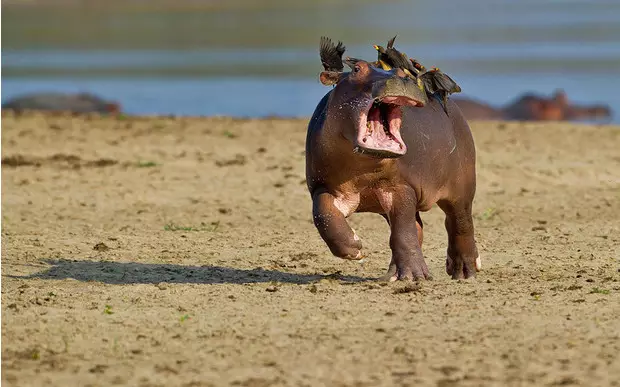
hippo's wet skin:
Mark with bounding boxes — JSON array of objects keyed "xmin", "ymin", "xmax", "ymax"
[
  {"xmin": 453, "ymin": 90, "xmax": 612, "ymax": 122},
  {"xmin": 306, "ymin": 50, "xmax": 480, "ymax": 281},
  {"xmin": 2, "ymin": 92, "xmax": 121, "ymax": 115}
]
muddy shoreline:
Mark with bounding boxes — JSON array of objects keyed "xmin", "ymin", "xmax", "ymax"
[{"xmin": 2, "ymin": 113, "xmax": 619, "ymax": 386}]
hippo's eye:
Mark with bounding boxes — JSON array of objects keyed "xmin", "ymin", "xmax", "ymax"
[{"xmin": 353, "ymin": 65, "xmax": 361, "ymax": 73}]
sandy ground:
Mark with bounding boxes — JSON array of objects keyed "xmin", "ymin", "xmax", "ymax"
[{"xmin": 1, "ymin": 112, "xmax": 619, "ymax": 387}]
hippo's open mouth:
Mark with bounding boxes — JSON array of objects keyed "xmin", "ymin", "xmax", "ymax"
[{"xmin": 355, "ymin": 96, "xmax": 421, "ymax": 158}]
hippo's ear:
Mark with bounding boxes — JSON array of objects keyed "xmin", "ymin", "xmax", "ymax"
[
  {"xmin": 553, "ymin": 89, "xmax": 568, "ymax": 106},
  {"xmin": 319, "ymin": 71, "xmax": 342, "ymax": 86},
  {"xmin": 343, "ymin": 57, "xmax": 363, "ymax": 70}
]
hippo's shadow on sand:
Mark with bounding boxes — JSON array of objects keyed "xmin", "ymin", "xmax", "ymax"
[{"xmin": 14, "ymin": 259, "xmax": 368, "ymax": 285}]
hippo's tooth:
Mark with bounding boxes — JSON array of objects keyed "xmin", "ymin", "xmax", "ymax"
[{"xmin": 475, "ymin": 255, "xmax": 482, "ymax": 271}]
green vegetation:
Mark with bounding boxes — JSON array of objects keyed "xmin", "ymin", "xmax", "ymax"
[
  {"xmin": 223, "ymin": 130, "xmax": 237, "ymax": 139},
  {"xmin": 590, "ymin": 288, "xmax": 610, "ymax": 294},
  {"xmin": 136, "ymin": 161, "xmax": 158, "ymax": 168},
  {"xmin": 164, "ymin": 223, "xmax": 196, "ymax": 232},
  {"xmin": 478, "ymin": 207, "xmax": 498, "ymax": 221},
  {"xmin": 164, "ymin": 221, "xmax": 220, "ymax": 232}
]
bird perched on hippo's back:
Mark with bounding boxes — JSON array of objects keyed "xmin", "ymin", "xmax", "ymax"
[
  {"xmin": 373, "ymin": 35, "xmax": 417, "ymax": 77},
  {"xmin": 417, "ymin": 66, "xmax": 462, "ymax": 111}
]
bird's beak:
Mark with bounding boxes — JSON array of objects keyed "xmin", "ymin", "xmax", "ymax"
[
  {"xmin": 416, "ymin": 78, "xmax": 426, "ymax": 92},
  {"xmin": 379, "ymin": 60, "xmax": 392, "ymax": 71},
  {"xmin": 373, "ymin": 45, "xmax": 380, "ymax": 51}
]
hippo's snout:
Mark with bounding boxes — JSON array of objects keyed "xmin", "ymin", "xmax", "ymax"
[
  {"xmin": 348, "ymin": 74, "xmax": 429, "ymax": 159},
  {"xmin": 588, "ymin": 105, "xmax": 612, "ymax": 118},
  {"xmin": 563, "ymin": 103, "xmax": 613, "ymax": 121},
  {"xmin": 372, "ymin": 75, "xmax": 428, "ymax": 107}
]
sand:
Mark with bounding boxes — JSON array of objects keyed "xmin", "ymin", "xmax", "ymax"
[{"xmin": 1, "ymin": 112, "xmax": 619, "ymax": 387}]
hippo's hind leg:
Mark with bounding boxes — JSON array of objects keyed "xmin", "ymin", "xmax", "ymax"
[
  {"xmin": 437, "ymin": 199, "xmax": 480, "ymax": 279},
  {"xmin": 381, "ymin": 194, "xmax": 431, "ymax": 281},
  {"xmin": 312, "ymin": 190, "xmax": 363, "ymax": 260}
]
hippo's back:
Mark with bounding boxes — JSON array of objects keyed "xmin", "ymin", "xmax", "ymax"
[
  {"xmin": 2, "ymin": 93, "xmax": 117, "ymax": 114},
  {"xmin": 451, "ymin": 97, "xmax": 504, "ymax": 120},
  {"xmin": 398, "ymin": 97, "xmax": 476, "ymax": 206}
]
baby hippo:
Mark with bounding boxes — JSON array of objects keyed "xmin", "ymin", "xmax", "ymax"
[{"xmin": 306, "ymin": 40, "xmax": 480, "ymax": 280}]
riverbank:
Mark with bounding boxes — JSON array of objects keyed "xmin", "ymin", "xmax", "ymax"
[{"xmin": 2, "ymin": 113, "xmax": 619, "ymax": 386}]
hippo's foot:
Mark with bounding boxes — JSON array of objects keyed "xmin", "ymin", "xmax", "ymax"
[
  {"xmin": 312, "ymin": 190, "xmax": 364, "ymax": 261},
  {"xmin": 338, "ymin": 249, "xmax": 364, "ymax": 261},
  {"xmin": 446, "ymin": 253, "xmax": 481, "ymax": 280},
  {"xmin": 380, "ymin": 256, "xmax": 432, "ymax": 281},
  {"xmin": 330, "ymin": 228, "xmax": 363, "ymax": 261}
]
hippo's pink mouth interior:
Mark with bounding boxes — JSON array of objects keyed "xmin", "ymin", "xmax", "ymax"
[{"xmin": 355, "ymin": 96, "xmax": 421, "ymax": 158}]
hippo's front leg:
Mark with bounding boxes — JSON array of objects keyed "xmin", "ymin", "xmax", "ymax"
[
  {"xmin": 312, "ymin": 190, "xmax": 363, "ymax": 260},
  {"xmin": 381, "ymin": 193, "xmax": 432, "ymax": 281}
]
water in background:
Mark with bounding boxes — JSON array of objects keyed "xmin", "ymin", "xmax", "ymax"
[{"xmin": 2, "ymin": 0, "xmax": 620, "ymax": 122}]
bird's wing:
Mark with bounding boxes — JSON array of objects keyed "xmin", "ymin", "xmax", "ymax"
[
  {"xmin": 387, "ymin": 35, "xmax": 397, "ymax": 49},
  {"xmin": 419, "ymin": 70, "xmax": 461, "ymax": 95},
  {"xmin": 320, "ymin": 37, "xmax": 346, "ymax": 72},
  {"xmin": 431, "ymin": 71, "xmax": 462, "ymax": 94}
]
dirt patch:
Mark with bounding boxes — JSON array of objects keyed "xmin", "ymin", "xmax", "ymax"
[
  {"xmin": 2, "ymin": 112, "xmax": 619, "ymax": 386},
  {"xmin": 215, "ymin": 154, "xmax": 247, "ymax": 167},
  {"xmin": 2, "ymin": 153, "xmax": 119, "ymax": 169},
  {"xmin": 1, "ymin": 155, "xmax": 42, "ymax": 167}
]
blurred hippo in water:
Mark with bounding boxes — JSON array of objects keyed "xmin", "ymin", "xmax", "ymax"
[
  {"xmin": 453, "ymin": 90, "xmax": 612, "ymax": 122},
  {"xmin": 2, "ymin": 92, "xmax": 121, "ymax": 115}
]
